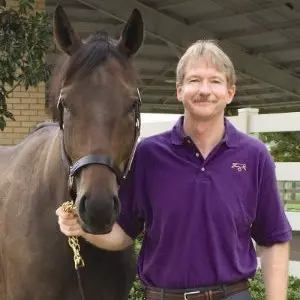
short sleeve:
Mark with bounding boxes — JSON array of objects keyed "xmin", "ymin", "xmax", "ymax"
[
  {"xmin": 251, "ymin": 150, "xmax": 292, "ymax": 246},
  {"xmin": 117, "ymin": 149, "xmax": 145, "ymax": 240}
]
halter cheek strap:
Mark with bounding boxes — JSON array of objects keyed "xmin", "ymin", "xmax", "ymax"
[{"xmin": 57, "ymin": 90, "xmax": 64, "ymax": 130}]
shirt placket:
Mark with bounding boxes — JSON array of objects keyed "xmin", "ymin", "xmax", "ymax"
[{"xmin": 186, "ymin": 138, "xmax": 226, "ymax": 173}]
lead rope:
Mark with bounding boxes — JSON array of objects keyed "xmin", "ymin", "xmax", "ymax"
[{"xmin": 61, "ymin": 201, "xmax": 86, "ymax": 300}]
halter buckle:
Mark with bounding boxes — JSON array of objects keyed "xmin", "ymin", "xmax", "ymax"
[{"xmin": 68, "ymin": 174, "xmax": 74, "ymax": 190}]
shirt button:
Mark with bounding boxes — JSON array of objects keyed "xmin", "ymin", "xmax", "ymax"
[
  {"xmin": 201, "ymin": 167, "xmax": 205, "ymax": 171},
  {"xmin": 195, "ymin": 153, "xmax": 200, "ymax": 157},
  {"xmin": 187, "ymin": 139, "xmax": 191, "ymax": 144}
]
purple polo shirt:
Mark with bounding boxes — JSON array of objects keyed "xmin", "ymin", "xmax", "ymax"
[{"xmin": 117, "ymin": 116, "xmax": 292, "ymax": 289}]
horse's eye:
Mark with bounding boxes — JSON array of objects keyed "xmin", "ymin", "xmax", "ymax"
[
  {"xmin": 127, "ymin": 100, "xmax": 137, "ymax": 114},
  {"xmin": 131, "ymin": 101, "xmax": 137, "ymax": 110},
  {"xmin": 60, "ymin": 100, "xmax": 66, "ymax": 108},
  {"xmin": 61, "ymin": 100, "xmax": 70, "ymax": 111}
]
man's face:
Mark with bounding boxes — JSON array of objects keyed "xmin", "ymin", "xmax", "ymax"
[{"xmin": 176, "ymin": 57, "xmax": 236, "ymax": 121}]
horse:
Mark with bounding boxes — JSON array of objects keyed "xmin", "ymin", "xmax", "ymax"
[{"xmin": 0, "ymin": 5, "xmax": 144, "ymax": 300}]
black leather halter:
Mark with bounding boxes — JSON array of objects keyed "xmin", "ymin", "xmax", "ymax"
[{"xmin": 57, "ymin": 89, "xmax": 141, "ymax": 200}]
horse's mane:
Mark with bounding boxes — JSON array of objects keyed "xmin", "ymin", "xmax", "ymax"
[
  {"xmin": 46, "ymin": 32, "xmax": 135, "ymax": 121},
  {"xmin": 32, "ymin": 121, "xmax": 58, "ymax": 133}
]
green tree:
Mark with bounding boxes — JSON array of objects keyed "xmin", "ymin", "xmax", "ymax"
[
  {"xmin": 260, "ymin": 132, "xmax": 300, "ymax": 162},
  {"xmin": 0, "ymin": 0, "xmax": 52, "ymax": 130}
]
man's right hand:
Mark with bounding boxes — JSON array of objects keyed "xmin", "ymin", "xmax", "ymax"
[
  {"xmin": 56, "ymin": 206, "xmax": 85, "ymax": 237},
  {"xmin": 55, "ymin": 206, "xmax": 133, "ymax": 251}
]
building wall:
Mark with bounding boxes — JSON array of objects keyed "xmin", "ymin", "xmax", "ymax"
[{"xmin": 0, "ymin": 0, "xmax": 48, "ymax": 145}]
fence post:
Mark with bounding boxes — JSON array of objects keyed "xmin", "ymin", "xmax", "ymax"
[
  {"xmin": 237, "ymin": 108, "xmax": 260, "ymax": 253},
  {"xmin": 237, "ymin": 107, "xmax": 259, "ymax": 135}
]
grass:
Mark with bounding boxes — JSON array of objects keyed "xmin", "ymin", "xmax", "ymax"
[
  {"xmin": 284, "ymin": 191, "xmax": 300, "ymax": 212},
  {"xmin": 286, "ymin": 203, "xmax": 300, "ymax": 212}
]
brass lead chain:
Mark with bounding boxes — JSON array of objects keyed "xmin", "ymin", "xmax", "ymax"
[{"xmin": 61, "ymin": 201, "xmax": 85, "ymax": 269}]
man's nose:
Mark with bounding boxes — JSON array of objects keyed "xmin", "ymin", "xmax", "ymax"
[{"xmin": 198, "ymin": 81, "xmax": 211, "ymax": 95}]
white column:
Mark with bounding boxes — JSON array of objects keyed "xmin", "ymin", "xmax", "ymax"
[
  {"xmin": 237, "ymin": 108, "xmax": 259, "ymax": 138},
  {"xmin": 237, "ymin": 108, "xmax": 260, "ymax": 253}
]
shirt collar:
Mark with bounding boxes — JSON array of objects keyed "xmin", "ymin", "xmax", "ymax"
[{"xmin": 171, "ymin": 116, "xmax": 240, "ymax": 148}]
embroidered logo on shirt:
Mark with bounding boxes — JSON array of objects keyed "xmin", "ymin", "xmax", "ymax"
[{"xmin": 231, "ymin": 162, "xmax": 247, "ymax": 172}]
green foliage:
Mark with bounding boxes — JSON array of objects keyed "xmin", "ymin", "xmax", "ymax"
[
  {"xmin": 128, "ymin": 275, "xmax": 144, "ymax": 300},
  {"xmin": 0, "ymin": 0, "xmax": 52, "ymax": 130},
  {"xmin": 129, "ymin": 237, "xmax": 300, "ymax": 299},
  {"xmin": 128, "ymin": 236, "xmax": 144, "ymax": 300},
  {"xmin": 260, "ymin": 132, "xmax": 300, "ymax": 162},
  {"xmin": 248, "ymin": 269, "xmax": 265, "ymax": 299},
  {"xmin": 249, "ymin": 269, "xmax": 300, "ymax": 300}
]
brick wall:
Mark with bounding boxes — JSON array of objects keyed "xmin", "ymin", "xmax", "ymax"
[{"xmin": 0, "ymin": 0, "xmax": 48, "ymax": 145}]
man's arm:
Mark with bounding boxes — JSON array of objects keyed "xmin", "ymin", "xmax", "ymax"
[
  {"xmin": 56, "ymin": 207, "xmax": 133, "ymax": 251},
  {"xmin": 82, "ymin": 222, "xmax": 134, "ymax": 251},
  {"xmin": 260, "ymin": 242, "xmax": 290, "ymax": 300},
  {"xmin": 251, "ymin": 149, "xmax": 292, "ymax": 300}
]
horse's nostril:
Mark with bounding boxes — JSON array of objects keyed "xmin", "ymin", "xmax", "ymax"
[
  {"xmin": 78, "ymin": 193, "xmax": 120, "ymax": 222},
  {"xmin": 113, "ymin": 195, "xmax": 120, "ymax": 214},
  {"xmin": 79, "ymin": 194, "xmax": 88, "ymax": 214}
]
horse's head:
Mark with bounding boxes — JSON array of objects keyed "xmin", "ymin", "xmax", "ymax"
[{"xmin": 50, "ymin": 6, "xmax": 144, "ymax": 234}]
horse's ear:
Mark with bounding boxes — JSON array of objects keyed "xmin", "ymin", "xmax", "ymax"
[
  {"xmin": 53, "ymin": 5, "xmax": 82, "ymax": 55},
  {"xmin": 117, "ymin": 9, "xmax": 144, "ymax": 57}
]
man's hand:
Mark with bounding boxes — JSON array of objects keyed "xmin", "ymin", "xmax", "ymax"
[
  {"xmin": 56, "ymin": 206, "xmax": 133, "ymax": 251},
  {"xmin": 56, "ymin": 206, "xmax": 85, "ymax": 237}
]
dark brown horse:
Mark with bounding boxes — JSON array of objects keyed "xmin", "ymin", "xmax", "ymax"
[{"xmin": 0, "ymin": 5, "xmax": 144, "ymax": 300}]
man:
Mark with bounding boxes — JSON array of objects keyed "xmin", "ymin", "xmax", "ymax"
[{"xmin": 56, "ymin": 40, "xmax": 292, "ymax": 300}]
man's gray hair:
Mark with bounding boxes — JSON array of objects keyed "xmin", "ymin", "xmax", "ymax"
[{"xmin": 176, "ymin": 40, "xmax": 236, "ymax": 86}]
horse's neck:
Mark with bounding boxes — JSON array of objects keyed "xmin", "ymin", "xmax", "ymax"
[
  {"xmin": 0, "ymin": 125, "xmax": 69, "ymax": 222},
  {"xmin": 41, "ymin": 127, "xmax": 69, "ymax": 202}
]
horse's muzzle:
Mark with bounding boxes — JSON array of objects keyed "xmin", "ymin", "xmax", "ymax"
[
  {"xmin": 76, "ymin": 193, "xmax": 119, "ymax": 234},
  {"xmin": 80, "ymin": 221, "xmax": 113, "ymax": 235}
]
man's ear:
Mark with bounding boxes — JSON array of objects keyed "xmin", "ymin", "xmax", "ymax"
[
  {"xmin": 226, "ymin": 85, "xmax": 236, "ymax": 104},
  {"xmin": 176, "ymin": 82, "xmax": 183, "ymax": 102},
  {"xmin": 53, "ymin": 5, "xmax": 82, "ymax": 55},
  {"xmin": 116, "ymin": 9, "xmax": 144, "ymax": 57}
]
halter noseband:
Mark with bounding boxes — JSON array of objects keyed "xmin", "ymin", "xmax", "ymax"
[{"xmin": 57, "ymin": 89, "xmax": 141, "ymax": 200}]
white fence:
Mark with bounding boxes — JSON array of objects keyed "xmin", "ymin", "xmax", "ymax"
[
  {"xmin": 140, "ymin": 109, "xmax": 300, "ymax": 277},
  {"xmin": 140, "ymin": 109, "xmax": 300, "ymax": 136}
]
